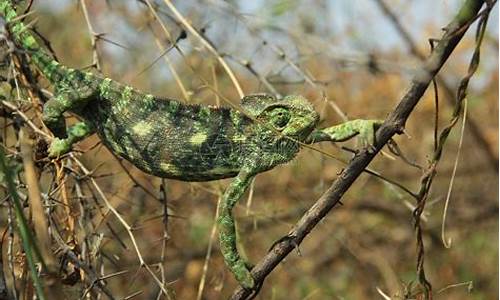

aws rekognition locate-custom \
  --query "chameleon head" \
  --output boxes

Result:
[242,94,320,140]
[241,94,320,166]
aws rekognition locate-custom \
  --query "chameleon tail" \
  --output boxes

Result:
[0,0,67,82]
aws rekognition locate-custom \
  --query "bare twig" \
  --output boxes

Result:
[162,0,244,98]
[70,155,172,296]
[206,1,349,120]
[50,226,116,299]
[142,0,190,101]
[80,0,102,71]
[196,195,222,300]
[441,99,467,248]
[19,129,65,298]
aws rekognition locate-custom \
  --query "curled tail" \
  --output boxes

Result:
[0,0,67,82]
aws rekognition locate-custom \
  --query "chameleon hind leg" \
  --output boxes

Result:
[218,166,257,289]
[43,92,74,138]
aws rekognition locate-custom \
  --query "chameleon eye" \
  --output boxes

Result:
[270,109,291,130]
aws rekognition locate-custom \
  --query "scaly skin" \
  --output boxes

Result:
[0,1,382,289]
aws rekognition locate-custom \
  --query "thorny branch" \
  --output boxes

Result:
[231,1,489,299]
[80,0,102,72]
[163,0,245,99]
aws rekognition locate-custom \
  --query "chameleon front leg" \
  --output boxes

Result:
[48,121,94,157]
[43,84,96,157]
[306,119,383,147]
[43,89,86,138]
[218,165,257,289]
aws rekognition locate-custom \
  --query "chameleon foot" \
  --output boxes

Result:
[47,137,71,158]
[47,122,93,157]
[246,279,264,300]
[357,119,383,149]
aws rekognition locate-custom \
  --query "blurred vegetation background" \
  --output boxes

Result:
[0,0,498,299]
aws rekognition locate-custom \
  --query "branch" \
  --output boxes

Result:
[231,0,486,298]
[373,0,498,173]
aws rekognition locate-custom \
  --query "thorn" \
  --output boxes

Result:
[294,243,302,257]
[428,38,439,47]
[367,144,377,154]
[402,128,412,139]
[395,123,406,135]
[379,149,396,160]
[94,32,106,40]
[177,29,187,41]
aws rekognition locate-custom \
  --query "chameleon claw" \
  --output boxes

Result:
[246,279,264,300]
[357,119,383,151]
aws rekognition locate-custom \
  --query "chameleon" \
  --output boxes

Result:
[0,0,382,289]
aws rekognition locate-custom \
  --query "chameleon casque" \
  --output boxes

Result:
[1,1,382,289]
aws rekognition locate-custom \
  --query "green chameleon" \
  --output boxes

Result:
[0,1,382,289]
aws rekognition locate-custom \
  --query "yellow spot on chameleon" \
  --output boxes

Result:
[190,131,208,145]
[132,121,152,136]
[232,133,246,142]
[207,166,235,176]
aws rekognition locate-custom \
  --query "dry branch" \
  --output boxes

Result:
[373,0,498,173]
[231,0,487,298]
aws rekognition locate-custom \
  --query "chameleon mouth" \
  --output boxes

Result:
[298,114,320,140]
